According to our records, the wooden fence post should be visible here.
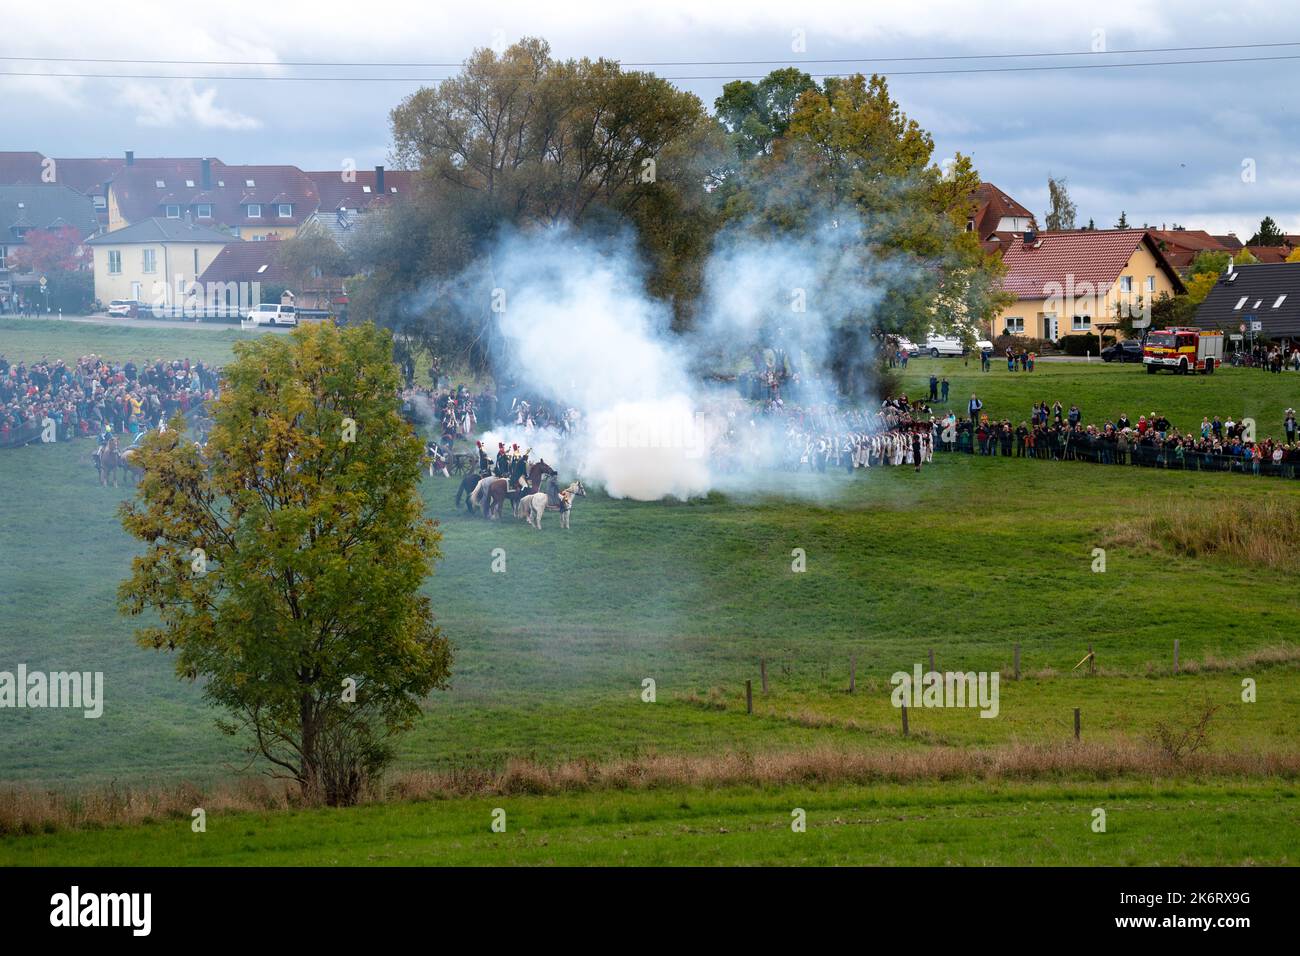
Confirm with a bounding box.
[760,657,769,694]
[1013,644,1021,681]
[745,680,753,715]
[1073,708,1081,740]
[1088,644,1095,676]
[901,703,909,737]
[848,655,856,694]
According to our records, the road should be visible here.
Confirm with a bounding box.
[5,313,293,333]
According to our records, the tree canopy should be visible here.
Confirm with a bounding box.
[118,321,451,805]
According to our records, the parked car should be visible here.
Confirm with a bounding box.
[244,303,297,327]
[107,299,140,318]
[1101,339,1144,363]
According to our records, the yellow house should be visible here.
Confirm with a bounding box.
[994,229,1186,341]
[86,217,233,310]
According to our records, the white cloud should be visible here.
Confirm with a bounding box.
[119,80,261,130]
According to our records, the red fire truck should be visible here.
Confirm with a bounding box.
[1142,327,1224,374]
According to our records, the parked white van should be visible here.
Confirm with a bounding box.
[244,303,297,327]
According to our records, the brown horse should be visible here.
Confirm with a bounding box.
[94,437,139,487]
[474,459,557,520]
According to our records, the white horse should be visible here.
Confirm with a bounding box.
[519,491,549,529]
[557,480,586,529]
[468,475,496,517]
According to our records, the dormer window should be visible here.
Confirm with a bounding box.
[165,204,181,219]
[278,203,292,218]
[196,203,213,219]
[247,203,262,218]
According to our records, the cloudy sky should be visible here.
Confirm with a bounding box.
[3,0,1296,238]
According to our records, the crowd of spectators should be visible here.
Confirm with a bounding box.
[0,353,220,448]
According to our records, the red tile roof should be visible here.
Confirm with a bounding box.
[0,151,46,184]
[1243,244,1295,264]
[1000,229,1186,298]
[198,240,289,284]
[305,168,416,212]
[111,160,319,231]
[1147,229,1232,270]
[972,182,1035,239]
[1213,234,1244,251]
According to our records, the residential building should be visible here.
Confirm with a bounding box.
[301,165,414,246]
[199,239,345,314]
[85,217,233,309]
[1194,262,1300,345]
[107,158,320,240]
[969,182,1037,257]
[993,229,1186,341]
[1147,228,1234,272]
[0,183,100,308]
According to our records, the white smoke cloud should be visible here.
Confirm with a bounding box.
[442,220,908,500]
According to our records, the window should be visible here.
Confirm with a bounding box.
[1145,275,1155,292]
[196,203,212,219]
[185,179,195,188]
[0,245,7,269]
[13,227,27,239]
[361,185,371,193]
[277,203,292,218]
[245,179,255,187]
[1072,315,1092,331]
[1119,276,1133,293]
[93,195,106,209]
[1235,296,1249,310]
[1274,295,1288,308]
[1004,316,1024,334]
[1253,299,1263,309]
[142,248,156,273]
[155,179,166,188]
[107,250,122,274]
[165,204,181,219]
[247,203,262,218]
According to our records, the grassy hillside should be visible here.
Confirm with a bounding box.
[1,323,1297,864]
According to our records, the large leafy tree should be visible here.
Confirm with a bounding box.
[118,321,451,805]
[1044,176,1077,231]
[374,38,724,355]
[714,67,816,160]
[716,71,1009,389]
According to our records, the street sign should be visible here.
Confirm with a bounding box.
[1250,320,1263,332]
[39,275,47,290]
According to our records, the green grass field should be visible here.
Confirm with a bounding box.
[5,780,1297,866]
[1,323,1298,865]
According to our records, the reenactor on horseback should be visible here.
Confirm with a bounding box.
[509,446,531,491]
[476,440,492,477]
[494,442,510,477]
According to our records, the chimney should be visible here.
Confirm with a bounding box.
[201,158,211,190]
[125,150,134,166]
[374,165,385,196]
